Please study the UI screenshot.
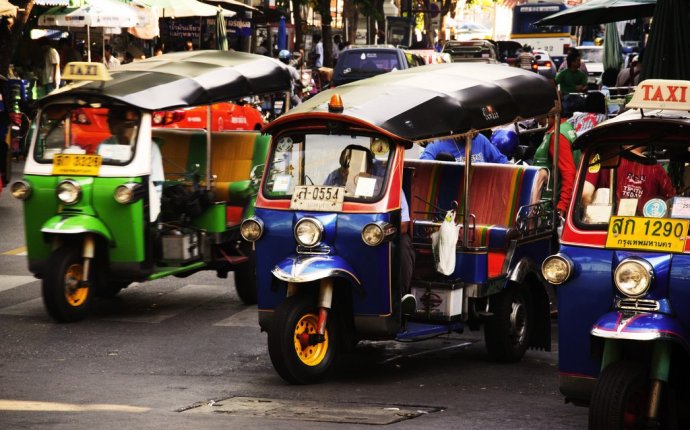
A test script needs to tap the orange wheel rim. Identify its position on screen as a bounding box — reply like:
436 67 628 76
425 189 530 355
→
293 313 329 366
64 263 88 307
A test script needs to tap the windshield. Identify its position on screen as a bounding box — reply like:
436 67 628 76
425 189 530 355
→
338 51 402 75
263 133 394 203
579 48 603 63
576 139 690 228
34 105 140 165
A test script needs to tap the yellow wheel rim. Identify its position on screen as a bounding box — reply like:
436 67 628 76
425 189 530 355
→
64 263 88 307
293 313 329 367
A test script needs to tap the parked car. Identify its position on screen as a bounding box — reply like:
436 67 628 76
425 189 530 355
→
531 49 557 79
442 39 499 64
576 45 603 86
331 45 426 87
454 22 492 41
495 40 523 66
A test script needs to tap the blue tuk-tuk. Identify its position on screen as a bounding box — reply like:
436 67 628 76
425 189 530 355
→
543 79 690 429
243 63 562 384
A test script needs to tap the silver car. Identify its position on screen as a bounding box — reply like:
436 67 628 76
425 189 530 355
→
532 49 556 79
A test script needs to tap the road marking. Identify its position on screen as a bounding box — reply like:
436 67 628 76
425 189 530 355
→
102 284 229 324
2 246 27 256
0 275 36 293
213 306 258 327
0 298 43 316
0 399 150 413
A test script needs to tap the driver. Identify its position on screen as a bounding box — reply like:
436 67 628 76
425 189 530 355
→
102 107 139 146
324 145 375 188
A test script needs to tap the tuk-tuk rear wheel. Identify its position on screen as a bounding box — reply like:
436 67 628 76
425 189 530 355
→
268 295 339 384
484 285 530 363
42 246 92 323
233 256 257 305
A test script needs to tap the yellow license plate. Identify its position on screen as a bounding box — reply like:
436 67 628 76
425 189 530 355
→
606 216 689 253
52 154 102 175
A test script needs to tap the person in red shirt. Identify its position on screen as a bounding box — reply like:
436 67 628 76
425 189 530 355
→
534 117 577 217
583 148 675 215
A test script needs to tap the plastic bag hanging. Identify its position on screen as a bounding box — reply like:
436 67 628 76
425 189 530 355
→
431 210 460 275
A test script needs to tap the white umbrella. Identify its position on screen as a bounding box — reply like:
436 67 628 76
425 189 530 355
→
38 0 141 62
133 0 234 18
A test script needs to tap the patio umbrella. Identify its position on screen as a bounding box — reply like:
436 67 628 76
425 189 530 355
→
603 22 622 71
133 0 233 18
641 0 690 80
277 16 287 51
537 0 656 26
216 6 227 51
0 0 17 18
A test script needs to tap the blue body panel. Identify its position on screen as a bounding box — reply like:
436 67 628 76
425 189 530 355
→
255 207 396 316
559 244 690 379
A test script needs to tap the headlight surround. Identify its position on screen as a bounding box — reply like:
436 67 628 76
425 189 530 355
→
361 221 396 246
56 180 81 205
294 217 323 248
542 254 573 285
614 258 653 298
113 183 141 204
10 180 31 200
240 217 264 242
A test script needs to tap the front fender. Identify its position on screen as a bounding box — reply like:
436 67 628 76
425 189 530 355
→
42 214 114 244
592 311 690 347
272 254 361 286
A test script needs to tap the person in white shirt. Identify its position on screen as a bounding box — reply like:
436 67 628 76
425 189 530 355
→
103 45 120 70
40 37 60 94
314 34 324 68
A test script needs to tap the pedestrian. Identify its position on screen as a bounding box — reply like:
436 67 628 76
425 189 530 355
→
555 51 588 95
103 45 120 70
615 51 643 87
517 44 534 70
39 37 60 95
312 34 323 68
184 39 194 51
332 34 342 63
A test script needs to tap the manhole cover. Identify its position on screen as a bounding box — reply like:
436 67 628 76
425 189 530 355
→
178 396 442 425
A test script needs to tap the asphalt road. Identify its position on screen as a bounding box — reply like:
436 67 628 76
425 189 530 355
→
0 161 588 429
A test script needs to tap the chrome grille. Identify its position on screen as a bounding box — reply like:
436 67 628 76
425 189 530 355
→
617 298 660 312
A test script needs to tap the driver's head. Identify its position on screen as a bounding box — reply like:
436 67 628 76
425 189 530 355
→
107 107 139 137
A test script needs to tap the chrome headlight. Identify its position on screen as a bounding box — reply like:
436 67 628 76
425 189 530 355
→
294 217 323 248
10 180 31 200
614 257 653 298
114 183 141 204
542 254 573 285
362 221 396 246
240 217 264 242
56 180 81 205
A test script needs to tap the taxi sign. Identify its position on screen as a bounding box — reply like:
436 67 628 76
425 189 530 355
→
52 154 102 176
627 79 690 111
605 215 688 253
62 62 112 82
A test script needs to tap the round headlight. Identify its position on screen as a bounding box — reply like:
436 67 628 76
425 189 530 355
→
10 181 31 200
362 223 384 246
542 254 573 285
614 258 653 298
240 217 264 242
56 180 81 205
114 183 140 204
294 217 323 247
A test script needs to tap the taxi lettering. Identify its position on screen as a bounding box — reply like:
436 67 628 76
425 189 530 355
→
639 84 688 103
68 63 99 78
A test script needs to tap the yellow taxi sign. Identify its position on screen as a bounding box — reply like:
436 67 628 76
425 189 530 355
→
62 62 112 82
627 79 690 111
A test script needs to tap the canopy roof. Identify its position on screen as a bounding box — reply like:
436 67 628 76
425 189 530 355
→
40 50 292 111
265 63 559 144
537 0 656 26
0 0 17 17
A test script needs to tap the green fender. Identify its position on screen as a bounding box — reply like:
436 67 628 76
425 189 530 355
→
41 214 114 244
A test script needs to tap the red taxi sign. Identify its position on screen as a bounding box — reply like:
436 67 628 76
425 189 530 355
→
627 79 690 111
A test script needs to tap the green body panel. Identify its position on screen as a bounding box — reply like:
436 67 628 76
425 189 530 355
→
148 261 206 280
228 180 252 204
192 202 227 233
187 133 208 174
22 175 146 265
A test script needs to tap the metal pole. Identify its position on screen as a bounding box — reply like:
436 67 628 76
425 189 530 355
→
206 104 212 190
462 134 472 247
553 113 561 227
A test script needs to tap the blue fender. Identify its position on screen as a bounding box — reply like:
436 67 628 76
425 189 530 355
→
272 254 361 286
592 311 690 350
42 214 114 243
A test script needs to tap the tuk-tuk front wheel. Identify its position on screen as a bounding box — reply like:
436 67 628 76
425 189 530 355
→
484 286 530 363
267 295 339 384
42 246 92 323
589 361 677 430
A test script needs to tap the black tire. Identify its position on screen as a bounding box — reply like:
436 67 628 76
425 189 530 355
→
42 246 93 322
589 360 679 430
233 256 257 305
484 285 531 363
267 295 339 384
